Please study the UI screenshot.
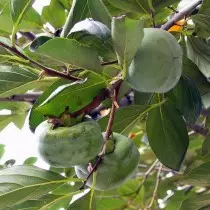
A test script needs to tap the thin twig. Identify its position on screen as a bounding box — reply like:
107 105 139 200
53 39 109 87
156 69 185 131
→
147 163 163 209
187 123 209 136
161 0 202 30
101 60 118 66
0 93 41 102
0 41 81 81
150 9 156 28
136 159 159 195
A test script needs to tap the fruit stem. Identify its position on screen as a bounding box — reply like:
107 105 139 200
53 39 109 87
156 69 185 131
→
79 156 103 190
104 79 123 141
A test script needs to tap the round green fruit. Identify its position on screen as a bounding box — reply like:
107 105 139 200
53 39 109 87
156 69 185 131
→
75 132 140 190
35 120 104 168
126 28 183 93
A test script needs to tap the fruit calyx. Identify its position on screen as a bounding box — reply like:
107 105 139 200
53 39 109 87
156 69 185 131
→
104 134 115 154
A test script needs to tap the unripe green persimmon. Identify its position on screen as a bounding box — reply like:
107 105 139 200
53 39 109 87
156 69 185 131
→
35 120 104 168
75 132 140 190
126 28 183 93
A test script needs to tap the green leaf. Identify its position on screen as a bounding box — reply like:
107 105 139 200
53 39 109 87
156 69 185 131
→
192 0 210 38
98 105 150 135
36 38 102 73
0 145 5 160
4 194 67 210
37 72 106 117
202 133 210 156
29 79 70 131
108 0 179 14
42 0 66 29
10 0 35 44
0 72 57 98
0 165 80 209
167 75 202 123
61 0 111 37
146 101 189 170
180 194 210 210
23 157 38 165
68 192 96 210
0 102 31 131
68 19 115 61
0 4 42 34
30 36 52 52
180 162 210 186
39 191 80 210
96 198 126 210
68 19 111 40
0 65 37 94
111 16 144 76
183 57 210 96
134 91 153 105
187 36 210 79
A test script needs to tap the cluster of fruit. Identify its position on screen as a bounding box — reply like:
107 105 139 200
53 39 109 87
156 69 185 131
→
35 119 140 190
35 28 182 191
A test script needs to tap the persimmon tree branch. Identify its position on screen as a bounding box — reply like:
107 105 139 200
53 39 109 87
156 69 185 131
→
0 41 81 81
147 163 163 209
161 0 202 30
104 79 123 141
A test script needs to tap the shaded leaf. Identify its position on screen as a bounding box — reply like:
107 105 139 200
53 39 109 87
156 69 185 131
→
0 165 80 209
61 0 111 37
0 77 57 98
134 91 153 105
180 194 210 210
36 38 102 73
5 194 65 210
167 75 202 123
108 0 179 14
37 72 106 117
180 162 210 186
202 134 210 156
183 57 210 96
111 16 144 75
192 0 210 38
10 0 35 42
30 36 52 52
42 0 66 29
187 36 210 79
99 105 152 135
146 101 189 170
0 65 37 94
68 19 115 60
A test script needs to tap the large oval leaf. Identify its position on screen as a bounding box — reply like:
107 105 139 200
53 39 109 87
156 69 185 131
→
146 101 189 170
36 72 107 117
36 38 102 73
0 165 80 209
111 16 144 76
